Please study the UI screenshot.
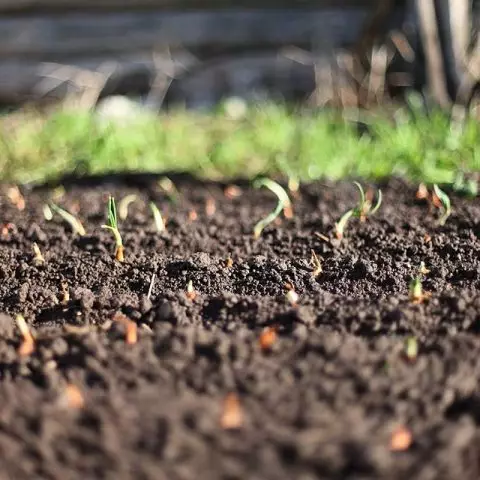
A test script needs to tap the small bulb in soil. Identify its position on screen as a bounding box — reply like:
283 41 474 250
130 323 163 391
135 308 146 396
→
418 261 429 276
259 326 277 351
310 250 322 277
62 384 85 410
1 222 16 237
224 185 242 199
404 337 418 362
186 280 196 300
115 245 125 262
390 425 412 451
205 197 216 217
423 234 432 243
283 204 294 219
226 257 234 268
220 393 243 430
60 283 70 305
286 289 299 307
15 314 34 357
415 183 429 200
7 186 25 211
188 209 198 221
32 243 45 266
113 312 137 345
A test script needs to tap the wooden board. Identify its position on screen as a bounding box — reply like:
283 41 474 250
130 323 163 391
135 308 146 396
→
0 8 376 60
0 4 408 105
0 0 379 13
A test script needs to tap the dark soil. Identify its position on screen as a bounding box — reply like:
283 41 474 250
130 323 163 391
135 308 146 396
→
0 175 479 479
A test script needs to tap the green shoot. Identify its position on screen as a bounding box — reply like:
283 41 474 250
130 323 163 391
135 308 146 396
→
409 275 431 304
404 337 418 362
118 194 138 221
149 202 166 233
158 176 179 204
253 178 292 238
335 182 382 239
433 184 451 225
102 196 124 261
409 276 422 303
50 203 86 236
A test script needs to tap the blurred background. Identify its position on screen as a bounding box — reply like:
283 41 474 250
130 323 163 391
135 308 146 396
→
0 0 478 111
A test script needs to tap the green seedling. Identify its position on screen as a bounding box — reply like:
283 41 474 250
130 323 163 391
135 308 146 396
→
404 337 418 362
158 176 179 204
335 182 382 239
50 203 86 236
253 178 292 238
409 275 431 304
149 202 166 233
102 196 124 262
118 194 138 221
432 184 451 226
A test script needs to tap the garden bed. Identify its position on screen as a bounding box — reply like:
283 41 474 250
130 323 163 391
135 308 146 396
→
0 174 479 478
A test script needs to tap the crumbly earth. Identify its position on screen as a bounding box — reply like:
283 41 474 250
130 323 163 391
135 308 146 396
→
0 175 479 479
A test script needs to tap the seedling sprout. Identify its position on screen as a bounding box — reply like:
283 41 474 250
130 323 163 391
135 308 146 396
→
158 176 179 203
43 204 53 221
50 203 86 236
118 194 138 221
186 280 196 300
335 182 382 239
102 196 124 262
433 184 451 225
149 202 166 233
253 178 292 238
113 312 137 345
404 337 418 361
310 250 322 277
418 261 430 275
15 314 34 356
32 243 45 266
147 273 156 300
220 393 243 430
286 289 299 306
61 282 70 305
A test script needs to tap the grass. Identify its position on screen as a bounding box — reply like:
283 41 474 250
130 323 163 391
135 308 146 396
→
0 102 479 186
